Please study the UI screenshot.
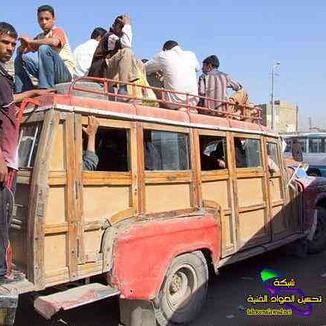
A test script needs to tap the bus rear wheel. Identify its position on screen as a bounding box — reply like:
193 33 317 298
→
308 207 326 254
154 251 208 326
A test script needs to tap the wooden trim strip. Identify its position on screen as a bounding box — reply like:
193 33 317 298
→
236 169 264 178
238 203 267 213
82 172 132 186
191 129 202 207
44 223 68 235
201 171 229 182
271 199 284 207
48 171 67 185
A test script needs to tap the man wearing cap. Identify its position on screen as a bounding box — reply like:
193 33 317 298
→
198 55 250 116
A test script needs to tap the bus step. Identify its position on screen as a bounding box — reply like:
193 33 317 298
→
34 283 120 320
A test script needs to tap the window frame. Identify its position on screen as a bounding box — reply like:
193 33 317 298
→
232 134 263 170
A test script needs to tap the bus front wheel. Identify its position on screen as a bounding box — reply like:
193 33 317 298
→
308 207 326 254
154 251 208 326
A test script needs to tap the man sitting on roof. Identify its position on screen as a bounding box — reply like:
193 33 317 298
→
198 55 251 117
145 40 200 110
88 15 138 96
14 5 75 92
73 27 106 78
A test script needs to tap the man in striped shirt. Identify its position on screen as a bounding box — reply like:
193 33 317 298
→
198 55 250 117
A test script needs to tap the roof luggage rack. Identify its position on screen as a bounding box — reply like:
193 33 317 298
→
55 77 262 124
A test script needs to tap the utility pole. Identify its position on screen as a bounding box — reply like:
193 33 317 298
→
271 62 280 131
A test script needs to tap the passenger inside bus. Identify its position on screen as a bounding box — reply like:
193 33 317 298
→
95 128 129 171
234 138 247 168
200 137 227 170
144 132 162 171
82 116 99 171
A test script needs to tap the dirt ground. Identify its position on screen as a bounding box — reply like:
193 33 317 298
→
14 247 326 326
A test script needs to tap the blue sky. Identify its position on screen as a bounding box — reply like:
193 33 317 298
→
3 1 326 129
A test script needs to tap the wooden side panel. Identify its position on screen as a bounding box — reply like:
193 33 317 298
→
83 230 104 263
49 123 65 171
201 180 229 208
221 214 234 249
236 176 269 247
83 186 131 219
238 210 267 245
237 178 264 207
271 205 286 236
145 184 191 213
270 177 283 202
11 184 30 271
45 187 66 224
44 234 67 271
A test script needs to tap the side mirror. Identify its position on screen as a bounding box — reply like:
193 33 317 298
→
292 142 303 162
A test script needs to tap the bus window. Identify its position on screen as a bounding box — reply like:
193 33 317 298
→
144 130 190 171
18 122 43 168
84 127 130 172
267 142 279 174
199 136 227 170
309 138 325 153
234 138 262 168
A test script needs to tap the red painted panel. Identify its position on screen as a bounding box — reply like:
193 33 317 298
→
110 214 220 300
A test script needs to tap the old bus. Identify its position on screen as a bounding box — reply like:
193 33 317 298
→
3 78 326 326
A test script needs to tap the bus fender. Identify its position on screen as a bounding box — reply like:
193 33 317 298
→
109 213 220 300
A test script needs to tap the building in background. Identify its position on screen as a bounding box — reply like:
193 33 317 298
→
259 100 298 133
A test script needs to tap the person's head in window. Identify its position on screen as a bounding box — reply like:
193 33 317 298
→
234 138 247 168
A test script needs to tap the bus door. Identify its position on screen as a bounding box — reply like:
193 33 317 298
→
264 139 300 240
231 134 271 250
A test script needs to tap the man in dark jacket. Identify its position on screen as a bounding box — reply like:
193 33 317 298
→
88 15 138 95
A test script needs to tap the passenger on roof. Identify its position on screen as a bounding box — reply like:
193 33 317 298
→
88 15 138 96
14 5 75 92
198 55 250 117
73 27 106 78
145 40 200 110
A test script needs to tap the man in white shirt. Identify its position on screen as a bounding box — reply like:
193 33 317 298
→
88 15 138 95
145 40 200 109
73 27 106 78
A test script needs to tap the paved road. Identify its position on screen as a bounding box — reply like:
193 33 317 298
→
15 247 326 326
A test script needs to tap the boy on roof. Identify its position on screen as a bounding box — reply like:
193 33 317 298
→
14 5 75 92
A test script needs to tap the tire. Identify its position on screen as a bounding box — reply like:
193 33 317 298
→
154 251 208 326
308 207 326 254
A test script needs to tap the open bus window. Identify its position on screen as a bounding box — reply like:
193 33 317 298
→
18 122 42 168
83 127 130 172
144 130 190 171
234 138 262 168
200 136 227 171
